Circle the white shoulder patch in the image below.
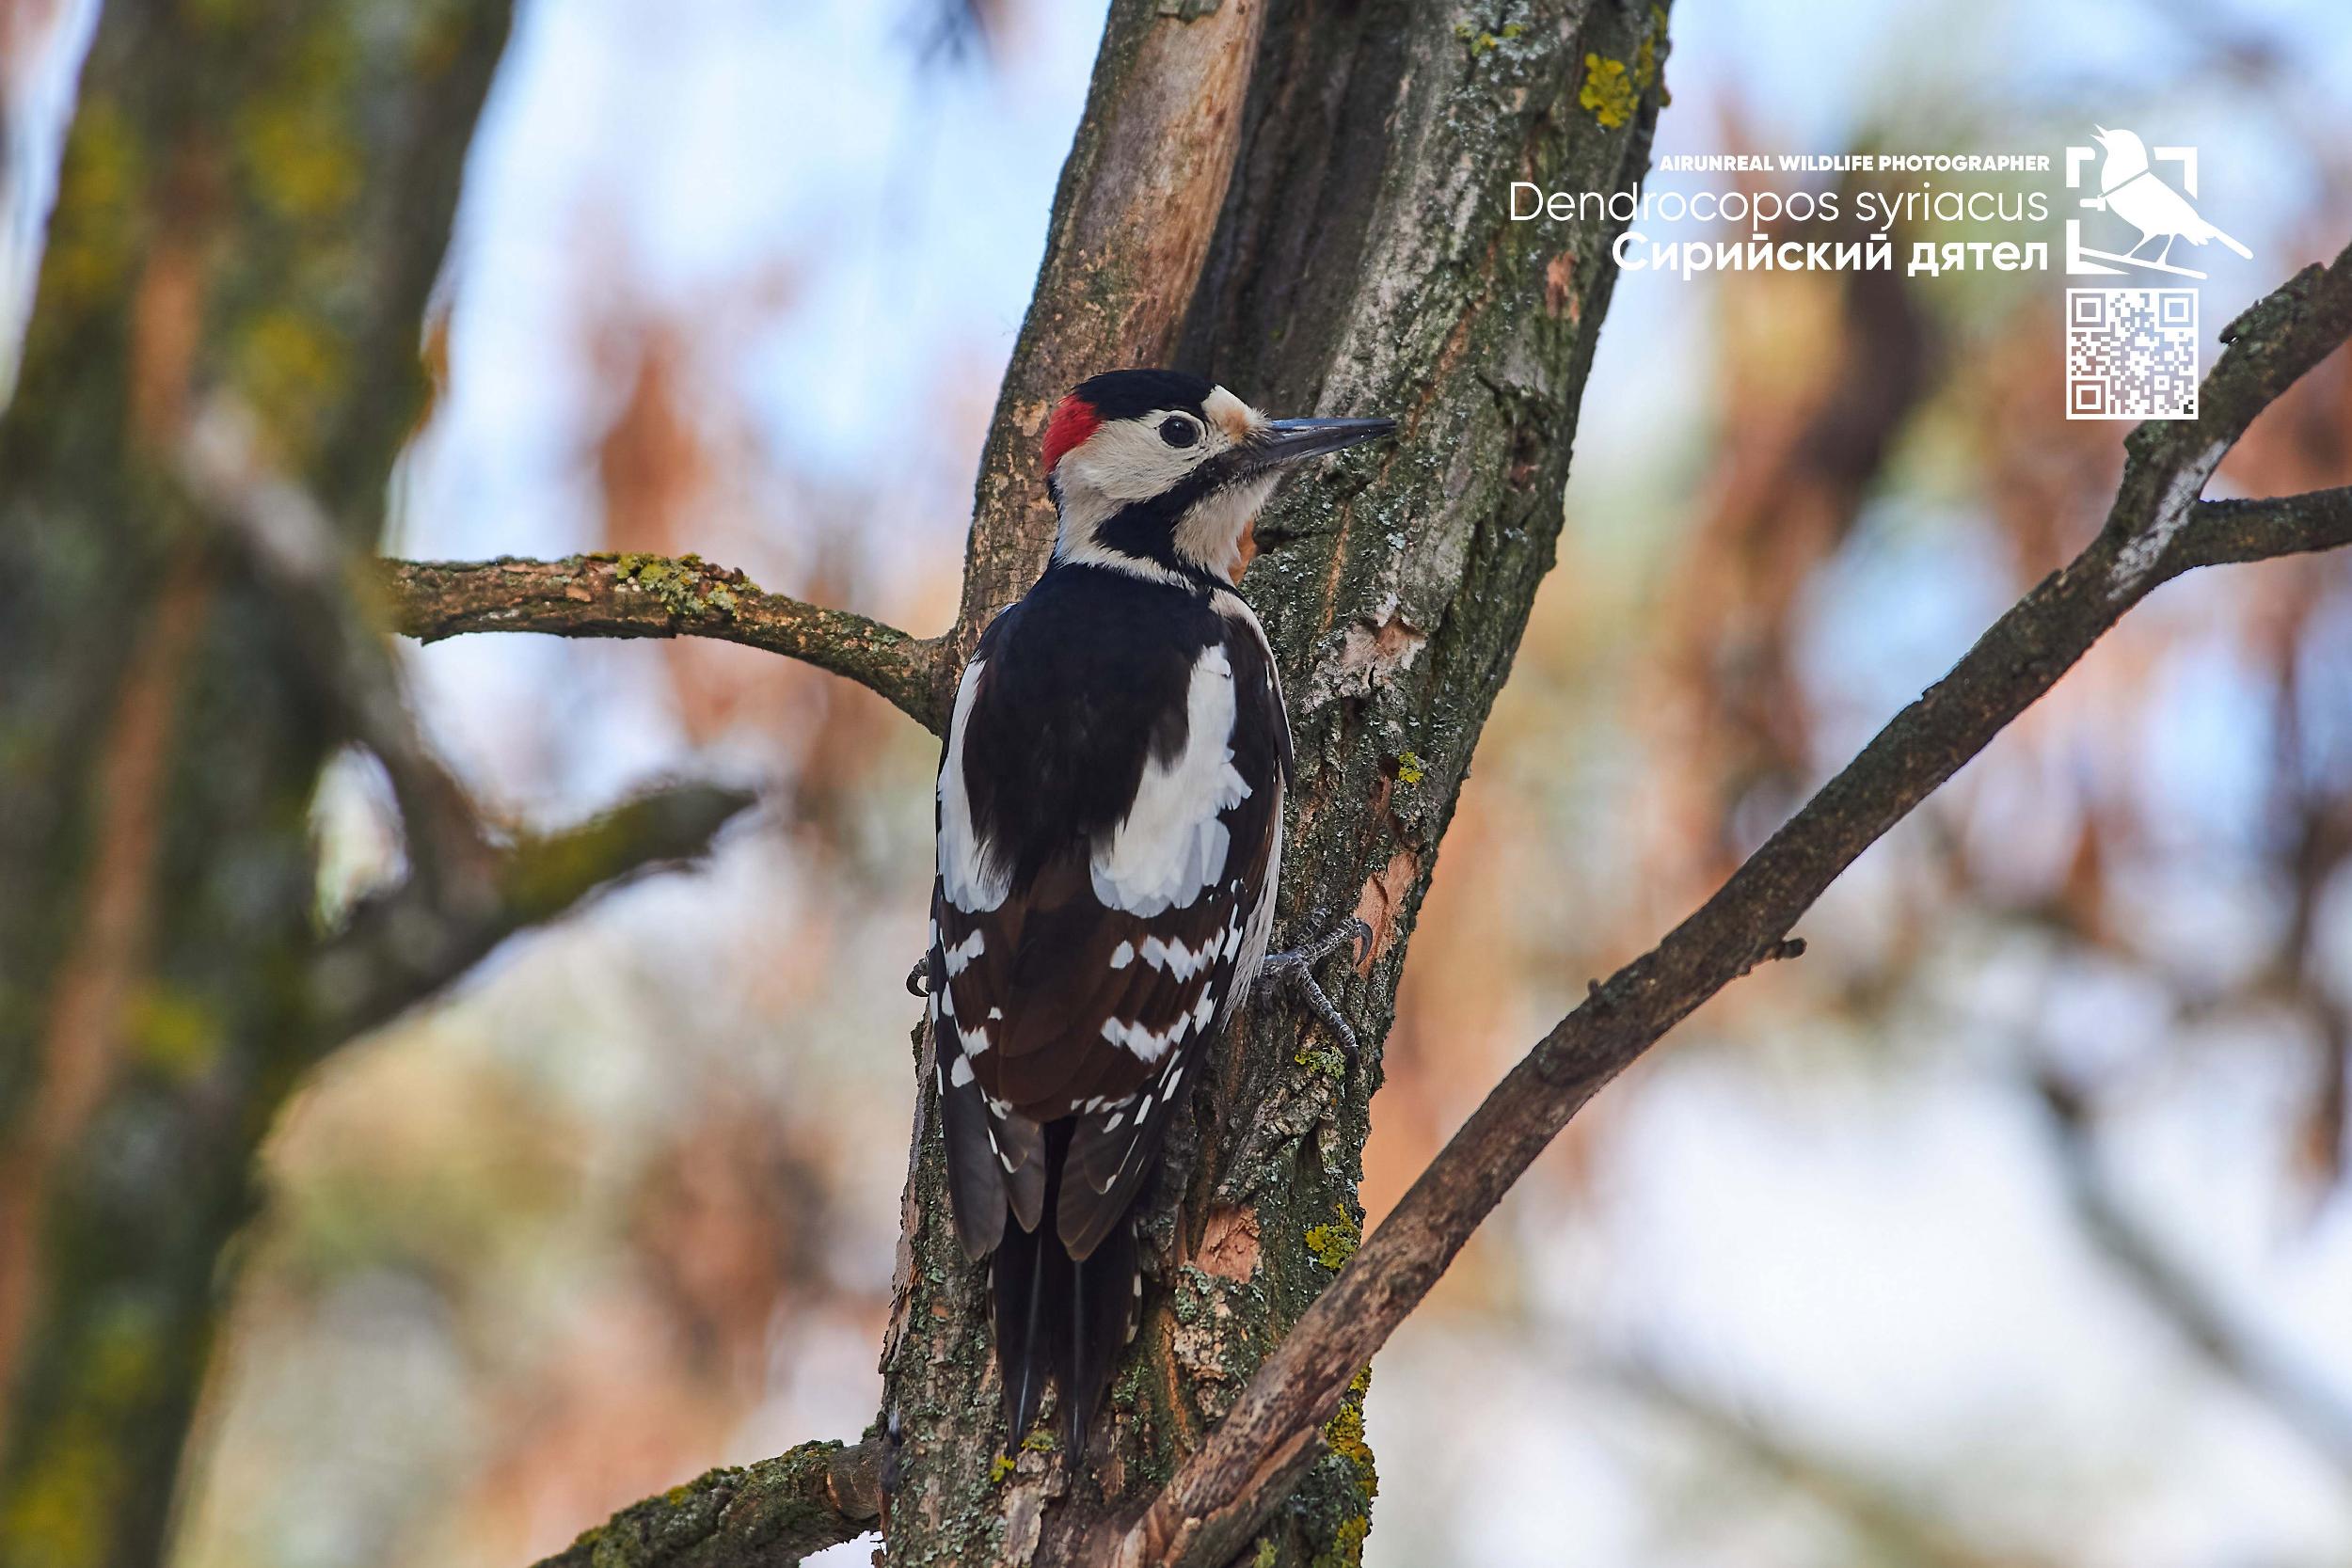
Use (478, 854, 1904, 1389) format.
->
(938, 657, 1010, 912)
(1090, 643, 1251, 916)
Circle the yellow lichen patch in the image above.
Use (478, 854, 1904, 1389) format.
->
(610, 554, 719, 619)
(1324, 1368, 1375, 1474)
(39, 98, 144, 323)
(125, 985, 223, 1082)
(1295, 1044, 1342, 1075)
(1304, 1219, 1359, 1272)
(85, 1313, 165, 1410)
(238, 100, 361, 222)
(990, 1452, 1017, 1484)
(1311, 1367, 1378, 1568)
(0, 1309, 166, 1567)
(601, 549, 769, 605)
(1394, 750, 1425, 786)
(1452, 21, 1519, 54)
(233, 309, 346, 460)
(234, 25, 363, 224)
(0, 1420, 117, 1568)
(1580, 55, 1635, 128)
(1321, 1515, 1371, 1565)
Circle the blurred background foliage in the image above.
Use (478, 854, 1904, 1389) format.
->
(8, 0, 2352, 1565)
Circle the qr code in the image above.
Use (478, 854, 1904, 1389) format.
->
(2066, 288, 2198, 420)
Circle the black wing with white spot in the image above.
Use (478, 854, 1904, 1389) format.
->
(927, 564, 1288, 1445)
(930, 575, 1287, 1259)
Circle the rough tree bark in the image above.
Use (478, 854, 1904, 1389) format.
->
(1117, 244, 2352, 1568)
(391, 3, 1675, 1565)
(880, 7, 1670, 1565)
(360, 0, 2352, 1560)
(60, 0, 2348, 1564)
(395, 255, 2352, 1568)
(0, 7, 749, 1566)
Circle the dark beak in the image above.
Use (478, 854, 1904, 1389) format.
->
(1241, 416, 1395, 472)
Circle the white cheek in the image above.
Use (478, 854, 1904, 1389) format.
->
(1064, 420, 1205, 503)
(1174, 474, 1279, 576)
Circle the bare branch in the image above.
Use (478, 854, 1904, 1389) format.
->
(381, 554, 949, 735)
(2163, 484, 2352, 577)
(311, 779, 755, 1042)
(531, 1433, 885, 1568)
(1114, 242, 2352, 1568)
(379, 0, 1270, 745)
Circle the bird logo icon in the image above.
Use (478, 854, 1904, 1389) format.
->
(2066, 127, 2251, 279)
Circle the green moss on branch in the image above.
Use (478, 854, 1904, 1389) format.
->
(533, 1434, 884, 1568)
(379, 554, 947, 735)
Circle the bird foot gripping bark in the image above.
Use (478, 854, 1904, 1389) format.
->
(1254, 917, 1372, 1058)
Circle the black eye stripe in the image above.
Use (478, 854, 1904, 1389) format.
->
(1158, 416, 1200, 449)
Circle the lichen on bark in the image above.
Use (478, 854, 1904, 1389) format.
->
(876, 2, 1674, 1563)
(0, 6, 513, 1564)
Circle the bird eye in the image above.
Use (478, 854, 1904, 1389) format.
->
(1158, 416, 1200, 449)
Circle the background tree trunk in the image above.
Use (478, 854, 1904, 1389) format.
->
(878, 5, 1672, 1563)
(0, 6, 508, 1564)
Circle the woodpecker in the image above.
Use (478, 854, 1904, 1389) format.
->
(925, 369, 1392, 1454)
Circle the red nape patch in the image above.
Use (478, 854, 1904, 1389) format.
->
(1041, 395, 1102, 475)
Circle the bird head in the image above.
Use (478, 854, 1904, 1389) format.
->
(1041, 369, 1393, 585)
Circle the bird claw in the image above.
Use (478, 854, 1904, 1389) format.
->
(1255, 917, 1372, 1059)
(906, 958, 930, 998)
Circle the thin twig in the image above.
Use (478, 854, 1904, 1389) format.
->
(2163, 484, 2352, 576)
(311, 780, 755, 1043)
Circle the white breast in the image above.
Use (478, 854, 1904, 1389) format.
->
(1089, 643, 1252, 917)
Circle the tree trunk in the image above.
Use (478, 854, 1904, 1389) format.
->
(878, 4, 1671, 1562)
(0, 6, 510, 1564)
(358, 14, 2352, 1568)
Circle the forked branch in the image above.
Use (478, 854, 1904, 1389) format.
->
(179, 403, 759, 1045)
(1110, 243, 2352, 1568)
